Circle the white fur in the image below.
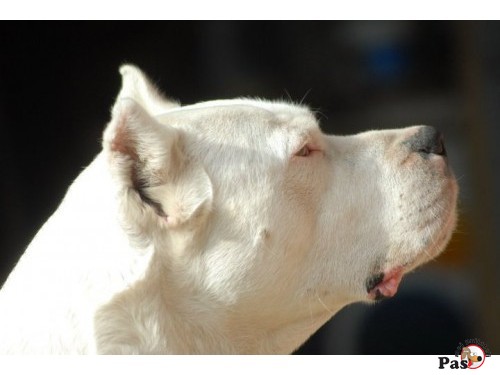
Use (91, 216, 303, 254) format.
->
(0, 66, 458, 354)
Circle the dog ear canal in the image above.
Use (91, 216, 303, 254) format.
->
(103, 97, 212, 231)
(103, 97, 180, 219)
(134, 178, 169, 220)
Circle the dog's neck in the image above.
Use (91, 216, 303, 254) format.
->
(93, 248, 336, 354)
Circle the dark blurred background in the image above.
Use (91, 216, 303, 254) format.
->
(0, 21, 498, 354)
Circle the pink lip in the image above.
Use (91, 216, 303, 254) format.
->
(368, 267, 405, 300)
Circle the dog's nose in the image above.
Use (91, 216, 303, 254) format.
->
(406, 126, 446, 157)
(477, 356, 482, 361)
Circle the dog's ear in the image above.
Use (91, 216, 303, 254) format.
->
(461, 347, 470, 360)
(117, 64, 179, 115)
(103, 95, 212, 247)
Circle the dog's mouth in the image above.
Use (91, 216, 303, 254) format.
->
(365, 267, 405, 300)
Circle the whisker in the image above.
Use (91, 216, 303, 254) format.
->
(316, 294, 335, 315)
(311, 108, 329, 121)
(307, 298, 314, 329)
(299, 88, 312, 106)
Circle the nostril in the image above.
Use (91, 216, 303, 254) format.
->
(406, 126, 447, 157)
(418, 133, 446, 155)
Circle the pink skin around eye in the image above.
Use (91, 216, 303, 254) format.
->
(296, 145, 311, 157)
(294, 143, 322, 157)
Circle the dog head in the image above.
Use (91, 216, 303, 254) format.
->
(461, 347, 483, 363)
(102, 65, 458, 351)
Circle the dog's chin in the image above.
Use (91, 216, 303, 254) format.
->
(366, 196, 457, 302)
(412, 189, 458, 266)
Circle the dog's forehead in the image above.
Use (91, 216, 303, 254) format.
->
(158, 98, 317, 130)
(155, 98, 319, 159)
(176, 98, 310, 114)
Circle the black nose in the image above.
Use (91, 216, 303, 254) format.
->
(406, 126, 446, 157)
(477, 356, 482, 361)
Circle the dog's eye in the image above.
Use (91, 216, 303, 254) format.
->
(295, 145, 311, 157)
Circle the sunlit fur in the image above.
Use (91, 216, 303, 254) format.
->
(0, 65, 457, 354)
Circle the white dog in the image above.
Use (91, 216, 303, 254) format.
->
(0, 65, 458, 354)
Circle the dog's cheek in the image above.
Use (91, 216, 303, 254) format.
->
(272, 161, 328, 268)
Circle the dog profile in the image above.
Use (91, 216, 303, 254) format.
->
(461, 347, 483, 367)
(0, 65, 458, 354)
